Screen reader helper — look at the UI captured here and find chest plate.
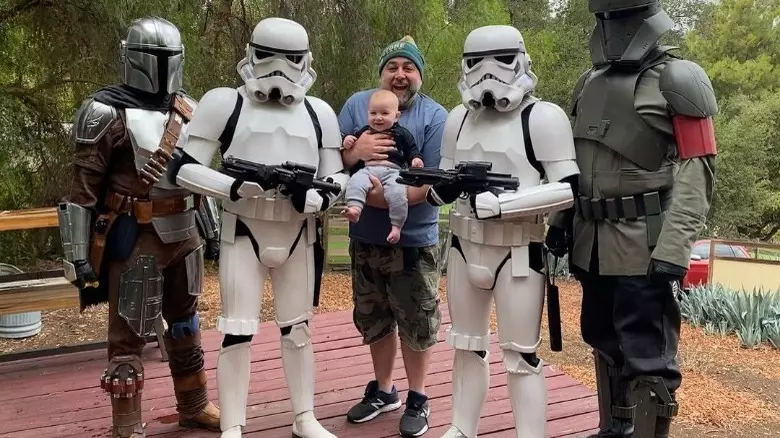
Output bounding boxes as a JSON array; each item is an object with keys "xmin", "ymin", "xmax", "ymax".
[
  {"xmin": 125, "ymin": 108, "xmax": 180, "ymax": 191},
  {"xmin": 572, "ymin": 61, "xmax": 669, "ymax": 171},
  {"xmin": 454, "ymin": 110, "xmax": 542, "ymax": 190},
  {"xmin": 224, "ymin": 99, "xmax": 319, "ymax": 168}
]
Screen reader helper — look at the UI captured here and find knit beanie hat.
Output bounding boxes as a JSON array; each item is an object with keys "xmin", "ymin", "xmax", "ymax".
[{"xmin": 378, "ymin": 35, "xmax": 425, "ymax": 78}]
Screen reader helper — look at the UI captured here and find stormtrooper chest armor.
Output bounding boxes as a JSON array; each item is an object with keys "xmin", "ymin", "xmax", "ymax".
[
  {"xmin": 450, "ymin": 107, "xmax": 545, "ymax": 247},
  {"xmin": 454, "ymin": 109, "xmax": 542, "ymax": 189},
  {"xmin": 223, "ymin": 97, "xmax": 319, "ymax": 168},
  {"xmin": 124, "ymin": 108, "xmax": 183, "ymax": 192}
]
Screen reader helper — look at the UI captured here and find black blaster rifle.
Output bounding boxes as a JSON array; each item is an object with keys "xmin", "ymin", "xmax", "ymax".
[
  {"xmin": 396, "ymin": 160, "xmax": 519, "ymax": 195},
  {"xmin": 220, "ymin": 156, "xmax": 342, "ymax": 196}
]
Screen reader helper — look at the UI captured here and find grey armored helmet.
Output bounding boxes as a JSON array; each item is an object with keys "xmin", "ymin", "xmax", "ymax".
[
  {"xmin": 120, "ymin": 17, "xmax": 184, "ymax": 94},
  {"xmin": 588, "ymin": 0, "xmax": 674, "ymax": 66}
]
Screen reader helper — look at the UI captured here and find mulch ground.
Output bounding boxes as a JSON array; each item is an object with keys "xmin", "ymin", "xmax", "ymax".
[{"xmin": 2, "ymin": 268, "xmax": 779, "ymax": 437}]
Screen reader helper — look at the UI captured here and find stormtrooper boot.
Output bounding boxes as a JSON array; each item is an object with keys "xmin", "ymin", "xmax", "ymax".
[
  {"xmin": 440, "ymin": 350, "xmax": 490, "ymax": 438},
  {"xmin": 505, "ymin": 351, "xmax": 547, "ymax": 437},
  {"xmin": 217, "ymin": 342, "xmax": 251, "ymax": 438},
  {"xmin": 282, "ymin": 322, "xmax": 336, "ymax": 438}
]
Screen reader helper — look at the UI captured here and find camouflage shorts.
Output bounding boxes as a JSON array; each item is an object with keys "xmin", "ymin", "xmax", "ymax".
[{"xmin": 350, "ymin": 240, "xmax": 442, "ymax": 351}]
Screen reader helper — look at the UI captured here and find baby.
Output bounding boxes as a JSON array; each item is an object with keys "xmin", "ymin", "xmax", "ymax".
[{"xmin": 342, "ymin": 89, "xmax": 424, "ymax": 244}]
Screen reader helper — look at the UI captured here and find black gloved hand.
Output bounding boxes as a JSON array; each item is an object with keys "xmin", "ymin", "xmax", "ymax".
[
  {"xmin": 647, "ymin": 258, "xmax": 687, "ymax": 285},
  {"xmin": 545, "ymin": 225, "xmax": 570, "ymax": 258},
  {"xmin": 72, "ymin": 259, "xmax": 98, "ymax": 289},
  {"xmin": 204, "ymin": 238, "xmax": 220, "ymax": 261},
  {"xmin": 426, "ymin": 180, "xmax": 462, "ymax": 206},
  {"xmin": 290, "ymin": 188, "xmax": 308, "ymax": 214}
]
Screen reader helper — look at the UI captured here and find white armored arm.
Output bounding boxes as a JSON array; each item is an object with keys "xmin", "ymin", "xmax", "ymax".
[
  {"xmin": 307, "ymin": 96, "xmax": 348, "ymax": 211},
  {"xmin": 424, "ymin": 105, "xmax": 467, "ymax": 206},
  {"xmin": 171, "ymin": 87, "xmax": 262, "ymax": 201},
  {"xmin": 474, "ymin": 101, "xmax": 579, "ymax": 219}
]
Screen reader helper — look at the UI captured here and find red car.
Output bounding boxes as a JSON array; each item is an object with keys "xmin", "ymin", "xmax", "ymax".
[{"xmin": 682, "ymin": 239, "xmax": 750, "ymax": 290}]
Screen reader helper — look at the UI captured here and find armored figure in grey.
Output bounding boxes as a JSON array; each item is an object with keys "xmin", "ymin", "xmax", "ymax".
[
  {"xmin": 57, "ymin": 16, "xmax": 220, "ymax": 438},
  {"xmin": 545, "ymin": 1, "xmax": 718, "ymax": 437}
]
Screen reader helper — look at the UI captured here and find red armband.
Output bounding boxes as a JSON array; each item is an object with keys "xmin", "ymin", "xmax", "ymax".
[{"xmin": 673, "ymin": 115, "xmax": 717, "ymax": 159}]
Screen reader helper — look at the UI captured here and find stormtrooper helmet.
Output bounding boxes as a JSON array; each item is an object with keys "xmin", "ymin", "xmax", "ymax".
[
  {"xmin": 457, "ymin": 25, "xmax": 537, "ymax": 112},
  {"xmin": 237, "ymin": 17, "xmax": 316, "ymax": 105},
  {"xmin": 120, "ymin": 16, "xmax": 184, "ymax": 95}
]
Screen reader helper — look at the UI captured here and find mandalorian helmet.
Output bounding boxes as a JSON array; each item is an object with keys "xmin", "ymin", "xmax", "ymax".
[
  {"xmin": 237, "ymin": 17, "xmax": 316, "ymax": 106},
  {"xmin": 120, "ymin": 17, "xmax": 184, "ymax": 94},
  {"xmin": 457, "ymin": 25, "xmax": 537, "ymax": 112},
  {"xmin": 588, "ymin": 0, "xmax": 674, "ymax": 67}
]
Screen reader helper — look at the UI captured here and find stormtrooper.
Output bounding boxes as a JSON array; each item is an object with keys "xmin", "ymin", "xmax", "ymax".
[
  {"xmin": 169, "ymin": 17, "xmax": 347, "ymax": 438},
  {"xmin": 422, "ymin": 25, "xmax": 580, "ymax": 437},
  {"xmin": 57, "ymin": 16, "xmax": 221, "ymax": 437}
]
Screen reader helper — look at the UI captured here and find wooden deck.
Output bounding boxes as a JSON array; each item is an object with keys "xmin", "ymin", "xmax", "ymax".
[{"xmin": 0, "ymin": 308, "xmax": 599, "ymax": 437}]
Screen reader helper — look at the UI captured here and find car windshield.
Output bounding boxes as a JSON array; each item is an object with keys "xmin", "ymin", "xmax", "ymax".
[{"xmin": 691, "ymin": 242, "xmax": 744, "ymax": 259}]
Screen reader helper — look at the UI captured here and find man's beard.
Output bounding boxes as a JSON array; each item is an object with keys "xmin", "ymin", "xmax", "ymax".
[{"xmin": 383, "ymin": 81, "xmax": 419, "ymax": 109}]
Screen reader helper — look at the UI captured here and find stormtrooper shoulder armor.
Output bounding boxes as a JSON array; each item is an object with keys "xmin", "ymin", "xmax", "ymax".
[
  {"xmin": 72, "ymin": 98, "xmax": 119, "ymax": 145},
  {"xmin": 527, "ymin": 101, "xmax": 577, "ymax": 163},
  {"xmin": 659, "ymin": 60, "xmax": 718, "ymax": 118},
  {"xmin": 186, "ymin": 87, "xmax": 241, "ymax": 141},
  {"xmin": 303, "ymin": 96, "xmax": 341, "ymax": 149},
  {"xmin": 439, "ymin": 104, "xmax": 469, "ymax": 169}
]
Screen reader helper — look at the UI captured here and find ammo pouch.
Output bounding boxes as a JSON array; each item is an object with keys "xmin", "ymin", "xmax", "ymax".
[{"xmin": 575, "ymin": 190, "xmax": 670, "ymax": 248}]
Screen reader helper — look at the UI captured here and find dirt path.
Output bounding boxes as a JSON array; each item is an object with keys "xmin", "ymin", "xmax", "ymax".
[{"xmin": 1, "ymin": 272, "xmax": 779, "ymax": 437}]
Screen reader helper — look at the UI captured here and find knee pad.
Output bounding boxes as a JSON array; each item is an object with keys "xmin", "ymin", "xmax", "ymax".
[
  {"xmin": 502, "ymin": 349, "xmax": 542, "ymax": 374},
  {"xmin": 168, "ymin": 314, "xmax": 200, "ymax": 339},
  {"xmin": 280, "ymin": 321, "xmax": 311, "ymax": 348},
  {"xmin": 222, "ymin": 334, "xmax": 253, "ymax": 348}
]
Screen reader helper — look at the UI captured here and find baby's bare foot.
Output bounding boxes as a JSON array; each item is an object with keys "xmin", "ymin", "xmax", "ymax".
[
  {"xmin": 387, "ymin": 226, "xmax": 401, "ymax": 244},
  {"xmin": 344, "ymin": 206, "xmax": 362, "ymax": 223}
]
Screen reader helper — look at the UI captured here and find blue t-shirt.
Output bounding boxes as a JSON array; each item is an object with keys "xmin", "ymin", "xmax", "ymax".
[{"xmin": 338, "ymin": 89, "xmax": 447, "ymax": 247}]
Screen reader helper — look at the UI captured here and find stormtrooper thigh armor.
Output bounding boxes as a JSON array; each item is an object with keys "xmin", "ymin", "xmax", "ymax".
[
  {"xmin": 442, "ymin": 236, "xmax": 546, "ymax": 438},
  {"xmin": 216, "ymin": 211, "xmax": 333, "ymax": 438}
]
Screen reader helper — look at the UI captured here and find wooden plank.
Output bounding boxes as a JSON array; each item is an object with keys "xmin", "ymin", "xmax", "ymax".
[
  {"xmin": 0, "ymin": 309, "xmax": 597, "ymax": 438},
  {"xmin": 0, "ymin": 276, "xmax": 78, "ymax": 315},
  {"xmin": 0, "ymin": 207, "xmax": 59, "ymax": 232}
]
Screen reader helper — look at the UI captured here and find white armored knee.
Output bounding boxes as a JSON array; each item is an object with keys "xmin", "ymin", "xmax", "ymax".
[{"xmin": 502, "ymin": 348, "xmax": 547, "ymax": 438}]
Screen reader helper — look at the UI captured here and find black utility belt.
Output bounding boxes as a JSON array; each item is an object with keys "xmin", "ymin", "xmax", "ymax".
[{"xmin": 575, "ymin": 191, "xmax": 670, "ymax": 221}]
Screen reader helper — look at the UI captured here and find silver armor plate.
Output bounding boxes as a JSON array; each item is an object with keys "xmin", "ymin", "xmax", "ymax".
[
  {"xmin": 184, "ymin": 245, "xmax": 204, "ymax": 297},
  {"xmin": 118, "ymin": 255, "xmax": 164, "ymax": 338},
  {"xmin": 72, "ymin": 99, "xmax": 118, "ymax": 145},
  {"xmin": 57, "ymin": 202, "xmax": 92, "ymax": 262}
]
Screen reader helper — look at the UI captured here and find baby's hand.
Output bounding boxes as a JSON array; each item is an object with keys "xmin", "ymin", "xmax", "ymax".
[
  {"xmin": 411, "ymin": 157, "xmax": 424, "ymax": 168},
  {"xmin": 343, "ymin": 135, "xmax": 357, "ymax": 149}
]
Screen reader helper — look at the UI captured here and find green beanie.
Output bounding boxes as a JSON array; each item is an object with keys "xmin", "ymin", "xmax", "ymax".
[{"xmin": 378, "ymin": 35, "xmax": 425, "ymax": 78}]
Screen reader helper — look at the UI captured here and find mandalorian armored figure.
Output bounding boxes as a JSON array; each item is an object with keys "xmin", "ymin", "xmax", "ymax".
[
  {"xmin": 545, "ymin": 1, "xmax": 717, "ymax": 437},
  {"xmin": 170, "ymin": 17, "xmax": 347, "ymax": 438},
  {"xmin": 57, "ymin": 16, "xmax": 221, "ymax": 438},
  {"xmin": 424, "ymin": 25, "xmax": 579, "ymax": 437}
]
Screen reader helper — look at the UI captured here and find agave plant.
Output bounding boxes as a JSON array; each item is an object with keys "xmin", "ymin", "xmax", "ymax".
[{"xmin": 680, "ymin": 283, "xmax": 780, "ymax": 349}]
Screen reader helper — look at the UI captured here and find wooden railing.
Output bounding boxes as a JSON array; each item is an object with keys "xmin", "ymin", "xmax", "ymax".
[{"xmin": 0, "ymin": 207, "xmax": 79, "ymax": 316}]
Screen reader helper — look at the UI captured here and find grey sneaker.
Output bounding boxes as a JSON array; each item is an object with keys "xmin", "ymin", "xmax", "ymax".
[
  {"xmin": 399, "ymin": 390, "xmax": 430, "ymax": 437},
  {"xmin": 346, "ymin": 380, "xmax": 402, "ymax": 423}
]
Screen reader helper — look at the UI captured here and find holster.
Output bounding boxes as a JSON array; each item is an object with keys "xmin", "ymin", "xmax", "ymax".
[
  {"xmin": 89, "ymin": 211, "xmax": 120, "ymax": 278},
  {"xmin": 312, "ymin": 215, "xmax": 325, "ymax": 307}
]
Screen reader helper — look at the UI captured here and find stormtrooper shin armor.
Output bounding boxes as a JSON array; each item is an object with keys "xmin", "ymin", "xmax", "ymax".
[
  {"xmin": 433, "ymin": 26, "xmax": 580, "ymax": 438},
  {"xmin": 170, "ymin": 17, "xmax": 347, "ymax": 438}
]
